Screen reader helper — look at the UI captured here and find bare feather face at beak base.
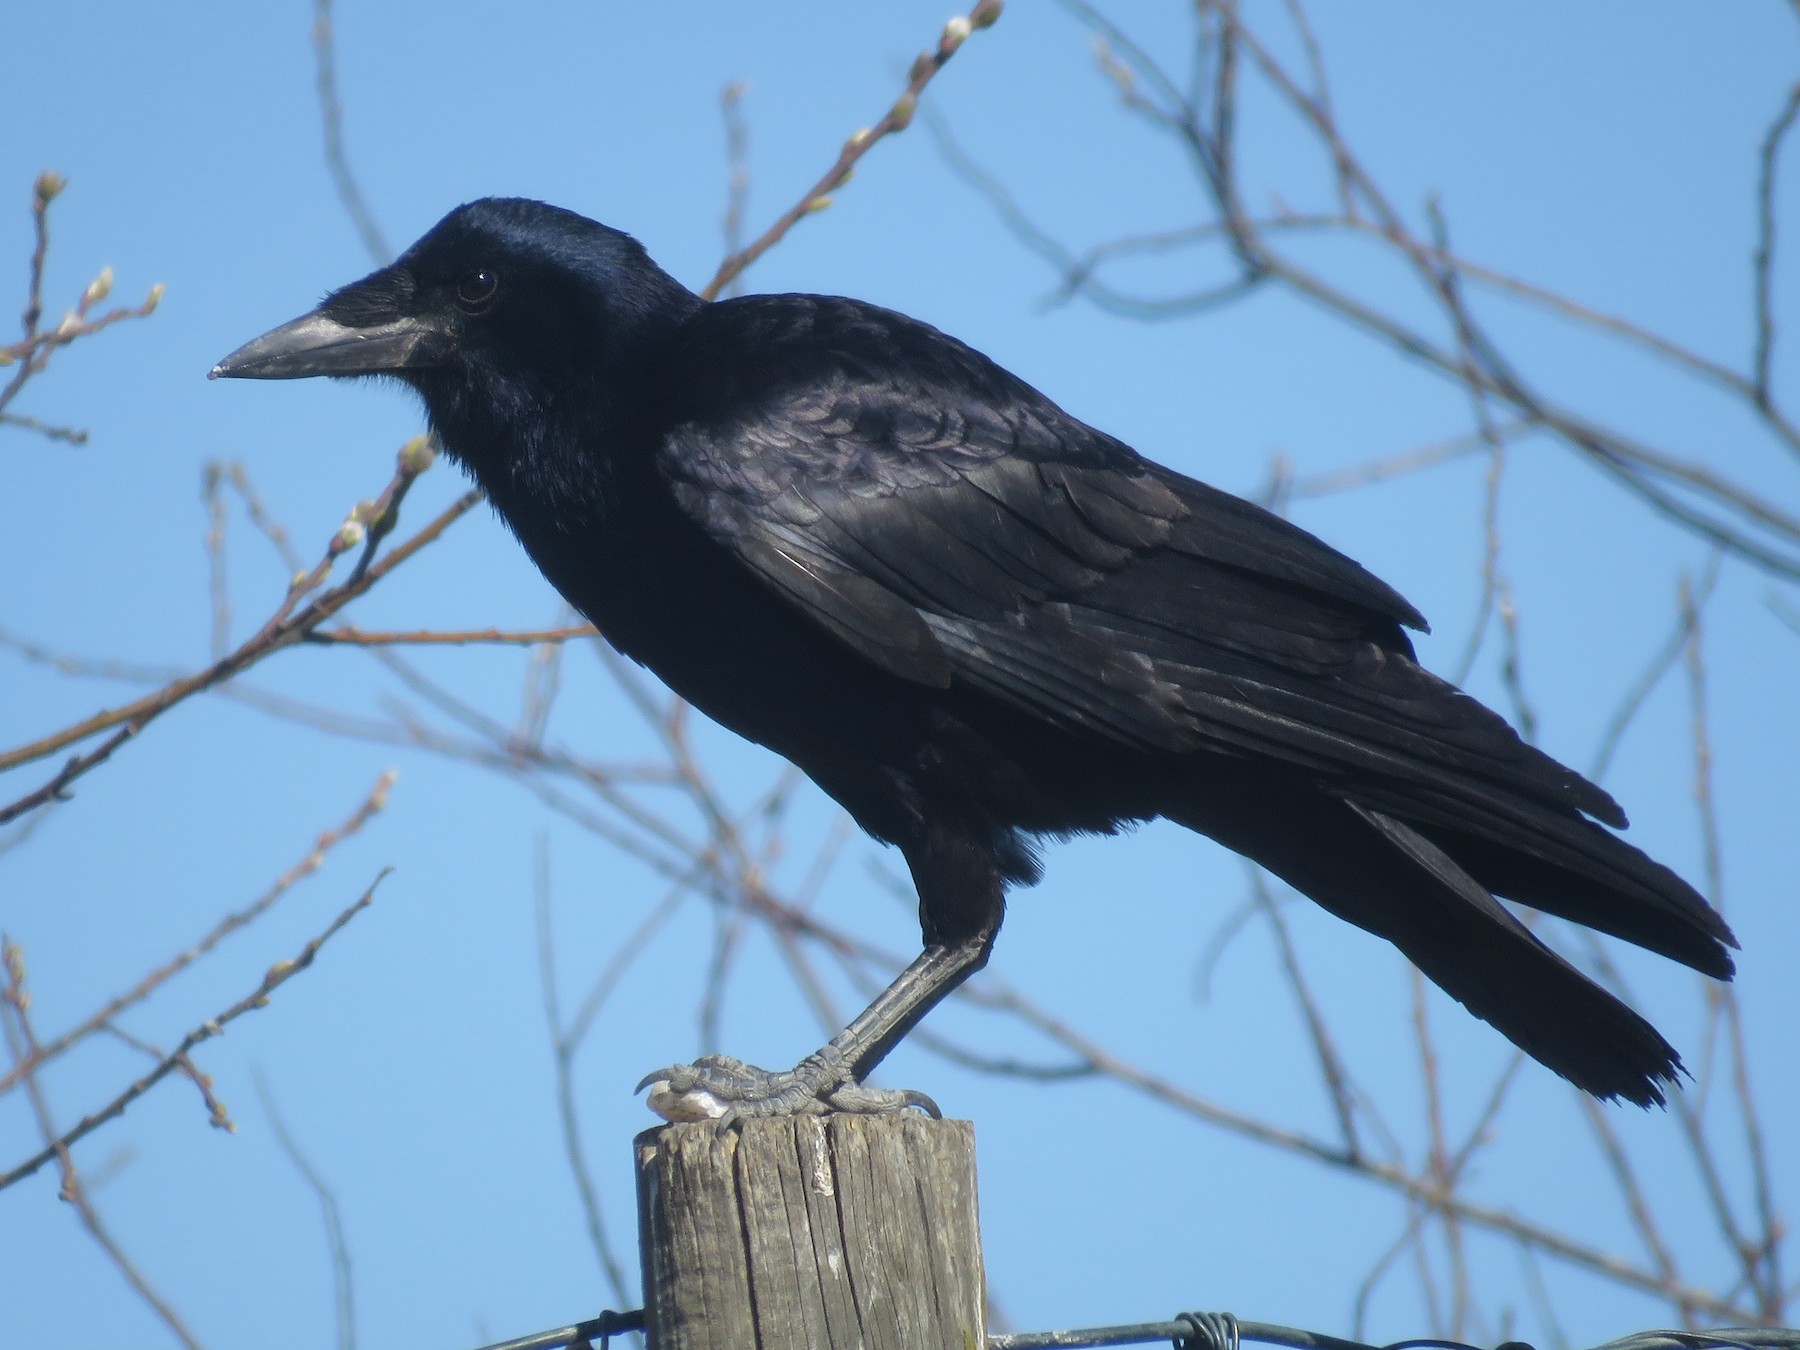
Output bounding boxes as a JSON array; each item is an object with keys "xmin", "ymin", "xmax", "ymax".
[{"xmin": 209, "ymin": 309, "xmax": 449, "ymax": 380}]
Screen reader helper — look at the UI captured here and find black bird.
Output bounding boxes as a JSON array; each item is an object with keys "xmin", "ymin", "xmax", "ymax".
[{"xmin": 213, "ymin": 198, "xmax": 1735, "ymax": 1115}]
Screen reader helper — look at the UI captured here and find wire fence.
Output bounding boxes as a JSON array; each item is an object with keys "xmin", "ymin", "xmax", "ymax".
[{"xmin": 467, "ymin": 1308, "xmax": 1800, "ymax": 1350}]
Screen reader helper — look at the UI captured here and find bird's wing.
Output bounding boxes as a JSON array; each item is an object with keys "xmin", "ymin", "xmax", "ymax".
[{"xmin": 656, "ymin": 295, "xmax": 1618, "ymax": 825}]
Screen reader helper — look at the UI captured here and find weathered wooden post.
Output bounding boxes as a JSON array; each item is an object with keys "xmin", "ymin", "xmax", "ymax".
[{"xmin": 635, "ymin": 1114, "xmax": 984, "ymax": 1349}]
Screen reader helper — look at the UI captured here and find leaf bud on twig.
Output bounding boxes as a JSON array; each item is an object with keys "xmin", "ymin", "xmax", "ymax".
[
  {"xmin": 941, "ymin": 15, "xmax": 972, "ymax": 52},
  {"xmin": 142, "ymin": 282, "xmax": 165, "ymax": 314},
  {"xmin": 33, "ymin": 171, "xmax": 66, "ymax": 205},
  {"xmin": 2, "ymin": 941, "xmax": 27, "ymax": 1008},
  {"xmin": 400, "ymin": 433, "xmax": 437, "ymax": 475},
  {"xmin": 332, "ymin": 517, "xmax": 367, "ymax": 554},
  {"xmin": 890, "ymin": 93, "xmax": 918, "ymax": 130},
  {"xmin": 971, "ymin": 0, "xmax": 1003, "ymax": 29},
  {"xmin": 82, "ymin": 265, "xmax": 113, "ymax": 308}
]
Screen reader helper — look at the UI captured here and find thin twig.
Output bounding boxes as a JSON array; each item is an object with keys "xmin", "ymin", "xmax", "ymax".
[
  {"xmin": 97, "ymin": 1024, "xmax": 233, "ymax": 1132},
  {"xmin": 256, "ymin": 1073, "xmax": 358, "ymax": 1350},
  {"xmin": 1, "ymin": 944, "xmax": 206, "ymax": 1350},
  {"xmin": 969, "ymin": 7, "xmax": 1800, "ymax": 573},
  {"xmin": 1579, "ymin": 1094, "xmax": 1693, "ymax": 1326},
  {"xmin": 963, "ymin": 966, "xmax": 1754, "ymax": 1320},
  {"xmin": 0, "ymin": 451, "xmax": 473, "ymax": 823},
  {"xmin": 1, "ymin": 174, "xmax": 163, "ymax": 429},
  {"xmin": 307, "ymin": 624, "xmax": 597, "ymax": 648},
  {"xmin": 225, "ymin": 461, "xmax": 303, "ymax": 571},
  {"xmin": 1250, "ymin": 865, "xmax": 1360, "ymax": 1162},
  {"xmin": 1409, "ymin": 964, "xmax": 1472, "ymax": 1338},
  {"xmin": 1589, "ymin": 553, "xmax": 1723, "ymax": 783},
  {"xmin": 534, "ymin": 844, "xmax": 637, "ymax": 1311},
  {"xmin": 311, "ymin": 0, "xmax": 389, "ymax": 265},
  {"xmin": 0, "ymin": 411, "xmax": 87, "ymax": 443},
  {"xmin": 1682, "ymin": 571, "xmax": 1782, "ymax": 1317},
  {"xmin": 1752, "ymin": 83, "xmax": 1800, "ymax": 412},
  {"xmin": 0, "ymin": 873, "xmax": 386, "ymax": 1193},
  {"xmin": 719, "ymin": 81, "xmax": 751, "ymax": 301},
  {"xmin": 0, "ymin": 771, "xmax": 395, "ymax": 1096},
  {"xmin": 699, "ymin": 0, "xmax": 1003, "ymax": 300},
  {"xmin": 203, "ymin": 463, "xmax": 232, "ymax": 659}
]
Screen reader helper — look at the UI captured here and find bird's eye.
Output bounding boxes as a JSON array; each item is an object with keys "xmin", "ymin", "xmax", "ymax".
[{"xmin": 456, "ymin": 268, "xmax": 499, "ymax": 311}]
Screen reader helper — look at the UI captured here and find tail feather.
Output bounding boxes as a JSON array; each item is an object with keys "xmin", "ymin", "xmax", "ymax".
[
  {"xmin": 1169, "ymin": 774, "xmax": 1707, "ymax": 1105},
  {"xmin": 1339, "ymin": 780, "xmax": 1737, "ymax": 979},
  {"xmin": 1345, "ymin": 804, "xmax": 1682, "ymax": 1105}
]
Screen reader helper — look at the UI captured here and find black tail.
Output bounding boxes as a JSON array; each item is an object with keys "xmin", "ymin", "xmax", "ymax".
[{"xmin": 1170, "ymin": 768, "xmax": 1734, "ymax": 1106}]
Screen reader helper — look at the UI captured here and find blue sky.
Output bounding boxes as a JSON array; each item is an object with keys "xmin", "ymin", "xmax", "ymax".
[{"xmin": 3, "ymin": 4, "xmax": 1798, "ymax": 1348}]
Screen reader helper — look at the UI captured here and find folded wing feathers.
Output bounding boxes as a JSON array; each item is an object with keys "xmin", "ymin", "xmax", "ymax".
[{"xmin": 675, "ymin": 397, "xmax": 1620, "ymax": 835}]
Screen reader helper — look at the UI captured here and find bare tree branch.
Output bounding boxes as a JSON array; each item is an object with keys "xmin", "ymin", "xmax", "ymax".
[
  {"xmin": 0, "ymin": 872, "xmax": 385, "ymax": 1193},
  {"xmin": 311, "ymin": 0, "xmax": 390, "ymax": 266},
  {"xmin": 699, "ymin": 0, "xmax": 1004, "ymax": 300},
  {"xmin": 256, "ymin": 1073, "xmax": 358, "ymax": 1350}
]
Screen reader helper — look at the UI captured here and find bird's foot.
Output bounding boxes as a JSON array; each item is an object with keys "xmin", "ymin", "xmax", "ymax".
[{"xmin": 637, "ymin": 1049, "xmax": 940, "ymax": 1124}]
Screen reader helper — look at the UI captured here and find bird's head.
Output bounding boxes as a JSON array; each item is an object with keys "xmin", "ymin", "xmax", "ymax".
[{"xmin": 210, "ymin": 198, "xmax": 697, "ymax": 401}]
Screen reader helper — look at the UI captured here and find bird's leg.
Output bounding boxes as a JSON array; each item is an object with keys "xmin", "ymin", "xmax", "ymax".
[{"xmin": 639, "ymin": 932, "xmax": 993, "ymax": 1121}]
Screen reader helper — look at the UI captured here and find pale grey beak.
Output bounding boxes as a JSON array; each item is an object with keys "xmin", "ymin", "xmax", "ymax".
[{"xmin": 210, "ymin": 309, "xmax": 450, "ymax": 380}]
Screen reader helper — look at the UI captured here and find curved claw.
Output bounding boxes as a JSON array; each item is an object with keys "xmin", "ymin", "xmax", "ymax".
[
  {"xmin": 636, "ymin": 1052, "xmax": 941, "ymax": 1122},
  {"xmin": 635, "ymin": 1068, "xmax": 671, "ymax": 1094},
  {"xmin": 820, "ymin": 1081, "xmax": 943, "ymax": 1118},
  {"xmin": 900, "ymin": 1089, "xmax": 943, "ymax": 1119}
]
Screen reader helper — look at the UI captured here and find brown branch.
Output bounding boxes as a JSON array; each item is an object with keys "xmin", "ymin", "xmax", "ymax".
[
  {"xmin": 1589, "ymin": 553, "xmax": 1722, "ymax": 783},
  {"xmin": 1351, "ymin": 1052, "xmax": 1525, "ymax": 1341},
  {"xmin": 255, "ymin": 1073, "xmax": 358, "ymax": 1350},
  {"xmin": 0, "ymin": 411, "xmax": 87, "ymax": 443},
  {"xmin": 0, "ymin": 171, "xmax": 61, "ymax": 427},
  {"xmin": 1287, "ymin": 423, "xmax": 1524, "ymax": 500},
  {"xmin": 98, "ymin": 1024, "xmax": 233, "ymax": 1133},
  {"xmin": 202, "ymin": 464, "xmax": 232, "ymax": 659},
  {"xmin": 1, "ymin": 943, "xmax": 206, "ymax": 1350},
  {"xmin": 0, "ymin": 771, "xmax": 395, "ymax": 1097},
  {"xmin": 534, "ymin": 845, "xmax": 639, "ymax": 1310},
  {"xmin": 311, "ymin": 0, "xmax": 389, "ymax": 265},
  {"xmin": 1250, "ymin": 866, "xmax": 1361, "ymax": 1161},
  {"xmin": 1410, "ymin": 963, "xmax": 1473, "ymax": 1338},
  {"xmin": 19, "ymin": 172, "xmax": 55, "ymax": 335},
  {"xmin": 1753, "ymin": 82, "xmax": 1800, "ymax": 412},
  {"xmin": 699, "ymin": 0, "xmax": 1003, "ymax": 300},
  {"xmin": 1, "ymin": 294, "xmax": 165, "ymax": 369},
  {"xmin": 719, "ymin": 80, "xmax": 752, "ymax": 300},
  {"xmin": 1682, "ymin": 572, "xmax": 1784, "ymax": 1317},
  {"xmin": 1493, "ymin": 578, "xmax": 1537, "ymax": 744},
  {"xmin": 0, "ymin": 628, "xmax": 187, "ymax": 686},
  {"xmin": 222, "ymin": 460, "xmax": 303, "ymax": 571},
  {"xmin": 0, "ymin": 871, "xmax": 385, "ymax": 1193},
  {"xmin": 1573, "ymin": 925, "xmax": 1771, "ymax": 1318},
  {"xmin": 963, "ymin": 969, "xmax": 1752, "ymax": 1320},
  {"xmin": 1, "ymin": 174, "xmax": 163, "ymax": 431},
  {"xmin": 0, "ymin": 443, "xmax": 474, "ymax": 823},
  {"xmin": 306, "ymin": 624, "xmax": 597, "ymax": 648},
  {"xmin": 1580, "ymin": 1094, "xmax": 1693, "ymax": 1325},
  {"xmin": 513, "ymin": 607, "xmax": 574, "ymax": 749},
  {"xmin": 970, "ymin": 8, "xmax": 1800, "ymax": 571},
  {"xmin": 293, "ymin": 623, "xmax": 1766, "ymax": 1322}
]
